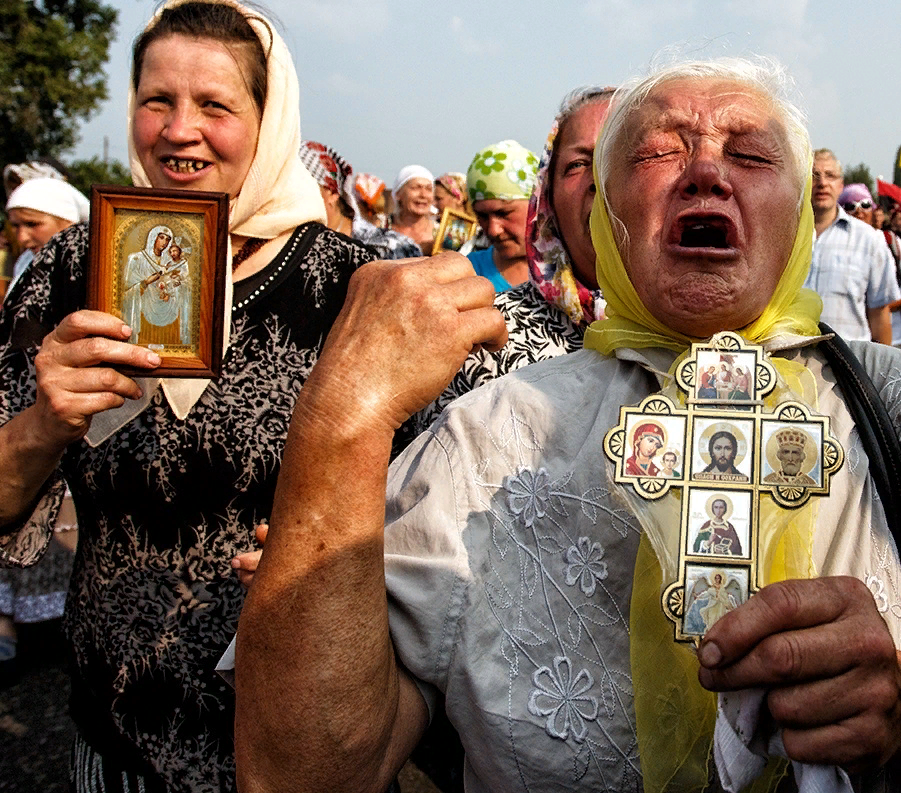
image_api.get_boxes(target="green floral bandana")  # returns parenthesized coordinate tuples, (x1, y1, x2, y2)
(466, 139, 539, 203)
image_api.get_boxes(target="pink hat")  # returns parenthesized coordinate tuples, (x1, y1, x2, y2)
(838, 183, 874, 205)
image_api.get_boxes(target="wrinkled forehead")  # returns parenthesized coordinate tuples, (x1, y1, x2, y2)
(813, 153, 839, 170)
(620, 78, 788, 150)
(402, 178, 433, 192)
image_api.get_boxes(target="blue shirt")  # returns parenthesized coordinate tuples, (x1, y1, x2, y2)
(805, 207, 900, 341)
(467, 246, 512, 293)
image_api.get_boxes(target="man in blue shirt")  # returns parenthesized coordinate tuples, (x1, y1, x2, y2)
(805, 148, 899, 342)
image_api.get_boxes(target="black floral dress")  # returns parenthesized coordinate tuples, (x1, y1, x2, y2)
(409, 280, 585, 437)
(0, 221, 373, 792)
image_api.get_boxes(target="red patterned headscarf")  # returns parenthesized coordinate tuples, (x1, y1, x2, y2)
(300, 141, 357, 214)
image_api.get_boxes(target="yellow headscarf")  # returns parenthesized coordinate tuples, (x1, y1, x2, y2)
(584, 76, 823, 793)
(584, 137, 820, 356)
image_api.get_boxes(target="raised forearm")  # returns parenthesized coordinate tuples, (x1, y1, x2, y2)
(235, 379, 426, 793)
(235, 256, 504, 791)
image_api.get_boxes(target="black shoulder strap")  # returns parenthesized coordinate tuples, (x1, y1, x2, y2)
(817, 322, 901, 538)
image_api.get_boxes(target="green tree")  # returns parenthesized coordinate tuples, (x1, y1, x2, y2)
(842, 162, 874, 196)
(67, 155, 131, 196)
(0, 0, 117, 166)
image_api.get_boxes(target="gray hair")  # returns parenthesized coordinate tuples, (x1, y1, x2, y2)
(557, 85, 617, 128)
(596, 57, 811, 245)
(813, 148, 842, 176)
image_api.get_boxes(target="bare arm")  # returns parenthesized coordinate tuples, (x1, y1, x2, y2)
(0, 310, 161, 526)
(867, 305, 893, 344)
(235, 255, 506, 793)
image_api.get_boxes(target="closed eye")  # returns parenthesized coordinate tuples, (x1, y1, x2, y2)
(636, 150, 678, 162)
(731, 152, 772, 164)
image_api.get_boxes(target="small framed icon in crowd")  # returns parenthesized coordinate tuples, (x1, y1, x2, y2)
(88, 185, 228, 378)
(433, 208, 478, 254)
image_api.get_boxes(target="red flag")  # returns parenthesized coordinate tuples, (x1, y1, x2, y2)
(877, 179, 901, 205)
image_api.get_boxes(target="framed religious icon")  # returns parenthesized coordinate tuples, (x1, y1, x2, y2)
(432, 208, 478, 254)
(693, 349, 758, 403)
(88, 185, 228, 378)
(621, 412, 687, 481)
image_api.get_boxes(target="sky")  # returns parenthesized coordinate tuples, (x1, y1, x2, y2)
(74, 0, 901, 188)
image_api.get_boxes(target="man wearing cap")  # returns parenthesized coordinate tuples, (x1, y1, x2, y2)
(764, 428, 817, 485)
(466, 140, 539, 292)
(805, 148, 899, 342)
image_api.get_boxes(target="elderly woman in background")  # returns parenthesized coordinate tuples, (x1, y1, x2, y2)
(389, 164, 436, 254)
(300, 140, 422, 260)
(5, 176, 89, 292)
(1, 178, 89, 672)
(299, 141, 356, 237)
(466, 139, 538, 291)
(237, 58, 901, 792)
(0, 1, 374, 791)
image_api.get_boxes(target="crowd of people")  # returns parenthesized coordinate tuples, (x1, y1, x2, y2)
(3, 2, 901, 793)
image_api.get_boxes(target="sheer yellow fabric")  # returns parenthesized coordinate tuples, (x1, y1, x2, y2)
(627, 357, 817, 792)
(585, 158, 823, 790)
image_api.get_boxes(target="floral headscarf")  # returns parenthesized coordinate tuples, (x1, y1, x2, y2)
(435, 172, 467, 204)
(526, 90, 614, 327)
(354, 172, 385, 211)
(466, 140, 538, 204)
(300, 140, 358, 215)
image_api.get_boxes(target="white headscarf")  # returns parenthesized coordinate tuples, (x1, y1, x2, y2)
(393, 165, 435, 197)
(88, 0, 327, 444)
(3, 161, 67, 197)
(6, 178, 90, 224)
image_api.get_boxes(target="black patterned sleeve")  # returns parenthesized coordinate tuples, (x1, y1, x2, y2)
(0, 223, 88, 566)
(406, 283, 584, 441)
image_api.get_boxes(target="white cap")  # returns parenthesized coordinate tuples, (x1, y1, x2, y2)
(393, 165, 434, 196)
(6, 178, 90, 223)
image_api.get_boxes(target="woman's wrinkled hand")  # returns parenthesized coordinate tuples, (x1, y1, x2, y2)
(33, 309, 162, 449)
(304, 252, 508, 436)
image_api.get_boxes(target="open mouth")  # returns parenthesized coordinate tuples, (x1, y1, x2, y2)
(674, 214, 736, 250)
(162, 157, 211, 175)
